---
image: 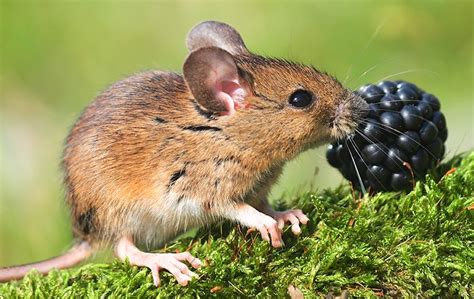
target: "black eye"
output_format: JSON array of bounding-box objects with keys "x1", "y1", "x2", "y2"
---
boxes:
[{"x1": 289, "y1": 90, "x2": 313, "y2": 108}]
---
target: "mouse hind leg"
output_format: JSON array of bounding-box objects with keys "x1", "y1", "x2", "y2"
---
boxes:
[{"x1": 114, "y1": 235, "x2": 202, "y2": 287}]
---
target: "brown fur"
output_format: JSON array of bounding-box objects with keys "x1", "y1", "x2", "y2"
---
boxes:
[
  {"x1": 63, "y1": 50, "x2": 366, "y2": 249},
  {"x1": 1, "y1": 21, "x2": 368, "y2": 282}
]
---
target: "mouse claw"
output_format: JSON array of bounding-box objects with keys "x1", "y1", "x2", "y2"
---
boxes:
[{"x1": 245, "y1": 227, "x2": 256, "y2": 237}]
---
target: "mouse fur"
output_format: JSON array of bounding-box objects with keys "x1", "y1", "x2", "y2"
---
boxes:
[{"x1": 0, "y1": 21, "x2": 367, "y2": 285}]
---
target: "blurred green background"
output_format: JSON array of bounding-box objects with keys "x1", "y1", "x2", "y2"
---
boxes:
[{"x1": 1, "y1": 1, "x2": 472, "y2": 267}]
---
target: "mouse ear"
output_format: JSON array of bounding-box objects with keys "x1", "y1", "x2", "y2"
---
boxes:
[
  {"x1": 186, "y1": 21, "x2": 249, "y2": 55},
  {"x1": 183, "y1": 47, "x2": 251, "y2": 115}
]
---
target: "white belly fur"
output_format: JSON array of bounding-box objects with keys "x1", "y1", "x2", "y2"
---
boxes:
[{"x1": 126, "y1": 192, "x2": 213, "y2": 250}]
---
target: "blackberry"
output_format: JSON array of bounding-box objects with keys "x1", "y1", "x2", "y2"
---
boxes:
[{"x1": 326, "y1": 80, "x2": 448, "y2": 192}]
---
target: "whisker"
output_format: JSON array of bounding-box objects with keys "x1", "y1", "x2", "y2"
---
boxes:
[
  {"x1": 357, "y1": 107, "x2": 436, "y2": 123},
  {"x1": 360, "y1": 119, "x2": 438, "y2": 160},
  {"x1": 348, "y1": 136, "x2": 390, "y2": 191},
  {"x1": 355, "y1": 57, "x2": 401, "y2": 83},
  {"x1": 359, "y1": 100, "x2": 422, "y2": 104},
  {"x1": 346, "y1": 138, "x2": 367, "y2": 194},
  {"x1": 355, "y1": 128, "x2": 388, "y2": 154},
  {"x1": 354, "y1": 129, "x2": 420, "y2": 190},
  {"x1": 354, "y1": 128, "x2": 406, "y2": 172},
  {"x1": 360, "y1": 119, "x2": 403, "y2": 135},
  {"x1": 355, "y1": 63, "x2": 379, "y2": 82},
  {"x1": 376, "y1": 69, "x2": 439, "y2": 82},
  {"x1": 343, "y1": 20, "x2": 386, "y2": 85},
  {"x1": 350, "y1": 135, "x2": 381, "y2": 173},
  {"x1": 357, "y1": 97, "x2": 427, "y2": 106}
]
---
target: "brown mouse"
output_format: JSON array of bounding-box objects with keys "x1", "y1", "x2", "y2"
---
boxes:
[{"x1": 0, "y1": 21, "x2": 368, "y2": 286}]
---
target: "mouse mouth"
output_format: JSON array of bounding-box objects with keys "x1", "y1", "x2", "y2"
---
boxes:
[{"x1": 329, "y1": 93, "x2": 368, "y2": 140}]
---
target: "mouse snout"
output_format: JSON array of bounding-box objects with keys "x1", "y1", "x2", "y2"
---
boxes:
[{"x1": 329, "y1": 92, "x2": 368, "y2": 139}]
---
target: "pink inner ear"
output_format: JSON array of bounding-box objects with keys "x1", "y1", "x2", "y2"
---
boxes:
[{"x1": 215, "y1": 80, "x2": 248, "y2": 116}]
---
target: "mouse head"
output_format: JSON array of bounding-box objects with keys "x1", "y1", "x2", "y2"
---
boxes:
[{"x1": 183, "y1": 21, "x2": 368, "y2": 159}]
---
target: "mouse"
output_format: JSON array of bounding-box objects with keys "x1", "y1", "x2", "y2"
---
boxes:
[{"x1": 0, "y1": 20, "x2": 368, "y2": 286}]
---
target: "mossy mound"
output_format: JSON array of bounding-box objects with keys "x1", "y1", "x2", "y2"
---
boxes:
[{"x1": 1, "y1": 153, "x2": 473, "y2": 298}]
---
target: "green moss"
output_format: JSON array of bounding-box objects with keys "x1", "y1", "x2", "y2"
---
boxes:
[{"x1": 1, "y1": 153, "x2": 473, "y2": 298}]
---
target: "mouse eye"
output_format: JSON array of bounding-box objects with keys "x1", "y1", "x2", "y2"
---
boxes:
[{"x1": 289, "y1": 90, "x2": 313, "y2": 108}]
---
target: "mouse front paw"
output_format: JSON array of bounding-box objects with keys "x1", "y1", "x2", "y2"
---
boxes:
[
  {"x1": 253, "y1": 214, "x2": 284, "y2": 248},
  {"x1": 269, "y1": 209, "x2": 309, "y2": 235},
  {"x1": 225, "y1": 203, "x2": 285, "y2": 248}
]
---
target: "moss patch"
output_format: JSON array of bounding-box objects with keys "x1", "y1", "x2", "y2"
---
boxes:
[{"x1": 1, "y1": 153, "x2": 473, "y2": 298}]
